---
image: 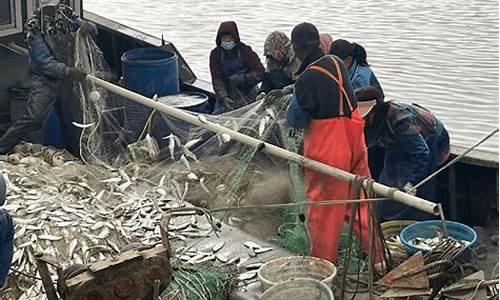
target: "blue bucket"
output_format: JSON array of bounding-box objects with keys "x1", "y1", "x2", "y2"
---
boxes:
[
  {"x1": 400, "y1": 220, "x2": 477, "y2": 256},
  {"x1": 121, "y1": 47, "x2": 180, "y2": 142},
  {"x1": 121, "y1": 47, "x2": 180, "y2": 97}
]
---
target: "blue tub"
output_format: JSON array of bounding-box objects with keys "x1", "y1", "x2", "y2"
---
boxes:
[
  {"x1": 400, "y1": 220, "x2": 477, "y2": 256},
  {"x1": 121, "y1": 47, "x2": 180, "y2": 142}
]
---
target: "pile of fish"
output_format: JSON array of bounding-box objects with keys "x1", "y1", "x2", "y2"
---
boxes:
[
  {"x1": 0, "y1": 143, "x2": 227, "y2": 299},
  {"x1": 410, "y1": 236, "x2": 471, "y2": 251}
]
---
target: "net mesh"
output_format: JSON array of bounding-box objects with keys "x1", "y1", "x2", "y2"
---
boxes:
[{"x1": 2, "y1": 33, "x2": 363, "y2": 299}]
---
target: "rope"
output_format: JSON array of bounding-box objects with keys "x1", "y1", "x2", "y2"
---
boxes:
[
  {"x1": 209, "y1": 197, "x2": 389, "y2": 213},
  {"x1": 9, "y1": 267, "x2": 42, "y2": 281}
]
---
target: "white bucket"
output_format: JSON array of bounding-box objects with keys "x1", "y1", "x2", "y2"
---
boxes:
[
  {"x1": 258, "y1": 256, "x2": 337, "y2": 292},
  {"x1": 261, "y1": 278, "x2": 334, "y2": 300}
]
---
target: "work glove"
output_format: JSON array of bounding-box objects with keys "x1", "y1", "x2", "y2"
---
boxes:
[
  {"x1": 228, "y1": 73, "x2": 246, "y2": 86},
  {"x1": 79, "y1": 21, "x2": 98, "y2": 37},
  {"x1": 69, "y1": 68, "x2": 87, "y2": 81},
  {"x1": 222, "y1": 96, "x2": 235, "y2": 110},
  {"x1": 403, "y1": 182, "x2": 417, "y2": 196}
]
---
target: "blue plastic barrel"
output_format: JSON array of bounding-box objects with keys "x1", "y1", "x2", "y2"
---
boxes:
[
  {"x1": 121, "y1": 47, "x2": 180, "y2": 97},
  {"x1": 121, "y1": 47, "x2": 180, "y2": 142}
]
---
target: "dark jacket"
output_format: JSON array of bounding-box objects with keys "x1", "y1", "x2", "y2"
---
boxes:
[
  {"x1": 287, "y1": 50, "x2": 356, "y2": 128},
  {"x1": 24, "y1": 5, "x2": 97, "y2": 81},
  {"x1": 209, "y1": 21, "x2": 264, "y2": 101}
]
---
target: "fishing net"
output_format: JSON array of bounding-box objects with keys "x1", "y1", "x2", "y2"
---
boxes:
[{"x1": 2, "y1": 32, "x2": 366, "y2": 299}]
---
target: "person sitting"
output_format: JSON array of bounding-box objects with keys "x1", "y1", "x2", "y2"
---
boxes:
[
  {"x1": 259, "y1": 31, "x2": 301, "y2": 94},
  {"x1": 0, "y1": 0, "x2": 95, "y2": 155},
  {"x1": 0, "y1": 176, "x2": 13, "y2": 288},
  {"x1": 330, "y1": 39, "x2": 384, "y2": 99},
  {"x1": 356, "y1": 86, "x2": 450, "y2": 221},
  {"x1": 209, "y1": 21, "x2": 265, "y2": 114}
]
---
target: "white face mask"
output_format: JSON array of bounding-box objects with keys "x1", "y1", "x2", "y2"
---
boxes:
[{"x1": 221, "y1": 41, "x2": 236, "y2": 51}]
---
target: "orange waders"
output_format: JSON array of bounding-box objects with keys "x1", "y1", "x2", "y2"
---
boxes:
[{"x1": 304, "y1": 57, "x2": 382, "y2": 263}]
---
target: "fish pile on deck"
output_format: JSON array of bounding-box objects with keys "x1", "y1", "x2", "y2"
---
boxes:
[{"x1": 0, "y1": 136, "x2": 278, "y2": 299}]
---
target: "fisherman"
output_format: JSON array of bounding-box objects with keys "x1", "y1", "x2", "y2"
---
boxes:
[
  {"x1": 330, "y1": 39, "x2": 384, "y2": 99},
  {"x1": 0, "y1": 176, "x2": 13, "y2": 288},
  {"x1": 0, "y1": 0, "x2": 95, "y2": 155},
  {"x1": 209, "y1": 21, "x2": 265, "y2": 114},
  {"x1": 258, "y1": 31, "x2": 301, "y2": 94},
  {"x1": 286, "y1": 22, "x2": 381, "y2": 263},
  {"x1": 356, "y1": 86, "x2": 450, "y2": 221}
]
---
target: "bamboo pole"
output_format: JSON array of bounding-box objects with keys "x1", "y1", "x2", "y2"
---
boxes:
[{"x1": 87, "y1": 75, "x2": 440, "y2": 216}]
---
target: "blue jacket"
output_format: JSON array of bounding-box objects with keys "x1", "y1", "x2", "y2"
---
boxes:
[
  {"x1": 25, "y1": 5, "x2": 97, "y2": 80},
  {"x1": 348, "y1": 61, "x2": 384, "y2": 99}
]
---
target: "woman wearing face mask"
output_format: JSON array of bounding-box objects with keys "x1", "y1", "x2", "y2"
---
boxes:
[
  {"x1": 330, "y1": 39, "x2": 384, "y2": 99},
  {"x1": 209, "y1": 21, "x2": 265, "y2": 114},
  {"x1": 259, "y1": 31, "x2": 301, "y2": 94}
]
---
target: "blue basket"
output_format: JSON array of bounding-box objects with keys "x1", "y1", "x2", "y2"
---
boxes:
[{"x1": 400, "y1": 220, "x2": 477, "y2": 256}]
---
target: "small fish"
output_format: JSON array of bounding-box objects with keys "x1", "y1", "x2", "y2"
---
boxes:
[
  {"x1": 225, "y1": 256, "x2": 240, "y2": 265},
  {"x1": 243, "y1": 241, "x2": 262, "y2": 250},
  {"x1": 258, "y1": 116, "x2": 271, "y2": 137},
  {"x1": 187, "y1": 173, "x2": 198, "y2": 180},
  {"x1": 69, "y1": 240, "x2": 78, "y2": 258},
  {"x1": 266, "y1": 108, "x2": 276, "y2": 119},
  {"x1": 199, "y1": 177, "x2": 211, "y2": 195},
  {"x1": 196, "y1": 254, "x2": 216, "y2": 264},
  {"x1": 184, "y1": 138, "x2": 202, "y2": 149},
  {"x1": 212, "y1": 241, "x2": 225, "y2": 253},
  {"x1": 72, "y1": 122, "x2": 94, "y2": 129},
  {"x1": 254, "y1": 247, "x2": 273, "y2": 254},
  {"x1": 101, "y1": 177, "x2": 121, "y2": 184},
  {"x1": 179, "y1": 154, "x2": 190, "y2": 170},
  {"x1": 187, "y1": 254, "x2": 205, "y2": 264},
  {"x1": 159, "y1": 175, "x2": 166, "y2": 187},
  {"x1": 152, "y1": 94, "x2": 158, "y2": 101},
  {"x1": 38, "y1": 234, "x2": 63, "y2": 241},
  {"x1": 238, "y1": 271, "x2": 257, "y2": 281},
  {"x1": 216, "y1": 253, "x2": 229, "y2": 263},
  {"x1": 182, "y1": 146, "x2": 198, "y2": 162},
  {"x1": 56, "y1": 221, "x2": 75, "y2": 227}
]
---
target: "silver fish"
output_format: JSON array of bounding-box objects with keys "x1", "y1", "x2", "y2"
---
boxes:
[
  {"x1": 68, "y1": 240, "x2": 78, "y2": 258},
  {"x1": 245, "y1": 262, "x2": 264, "y2": 269},
  {"x1": 184, "y1": 138, "x2": 202, "y2": 149},
  {"x1": 212, "y1": 241, "x2": 225, "y2": 253},
  {"x1": 243, "y1": 241, "x2": 262, "y2": 250},
  {"x1": 216, "y1": 253, "x2": 229, "y2": 263},
  {"x1": 199, "y1": 177, "x2": 211, "y2": 195},
  {"x1": 179, "y1": 154, "x2": 190, "y2": 170},
  {"x1": 72, "y1": 121, "x2": 94, "y2": 129},
  {"x1": 38, "y1": 234, "x2": 62, "y2": 241},
  {"x1": 238, "y1": 271, "x2": 257, "y2": 281},
  {"x1": 254, "y1": 247, "x2": 273, "y2": 254}
]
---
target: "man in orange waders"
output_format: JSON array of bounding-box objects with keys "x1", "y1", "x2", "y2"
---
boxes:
[{"x1": 286, "y1": 22, "x2": 382, "y2": 263}]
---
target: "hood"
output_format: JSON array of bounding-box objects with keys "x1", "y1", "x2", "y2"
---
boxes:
[
  {"x1": 264, "y1": 31, "x2": 292, "y2": 58},
  {"x1": 216, "y1": 21, "x2": 240, "y2": 46}
]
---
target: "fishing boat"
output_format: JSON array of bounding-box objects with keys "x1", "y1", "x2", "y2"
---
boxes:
[{"x1": 0, "y1": 0, "x2": 497, "y2": 299}]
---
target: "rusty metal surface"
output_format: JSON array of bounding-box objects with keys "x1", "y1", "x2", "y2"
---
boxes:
[
  {"x1": 61, "y1": 246, "x2": 172, "y2": 300},
  {"x1": 378, "y1": 252, "x2": 429, "y2": 290}
]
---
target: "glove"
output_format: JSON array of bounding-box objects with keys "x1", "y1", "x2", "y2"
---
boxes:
[
  {"x1": 222, "y1": 96, "x2": 234, "y2": 110},
  {"x1": 228, "y1": 73, "x2": 246, "y2": 86},
  {"x1": 69, "y1": 68, "x2": 87, "y2": 81},
  {"x1": 79, "y1": 21, "x2": 97, "y2": 37},
  {"x1": 403, "y1": 182, "x2": 416, "y2": 196}
]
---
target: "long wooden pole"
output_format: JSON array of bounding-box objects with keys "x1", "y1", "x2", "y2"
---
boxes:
[{"x1": 86, "y1": 75, "x2": 439, "y2": 216}]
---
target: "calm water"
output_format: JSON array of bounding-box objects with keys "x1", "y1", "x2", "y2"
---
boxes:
[{"x1": 85, "y1": 0, "x2": 499, "y2": 153}]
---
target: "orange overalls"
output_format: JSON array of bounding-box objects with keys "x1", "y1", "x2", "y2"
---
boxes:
[{"x1": 304, "y1": 57, "x2": 381, "y2": 263}]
